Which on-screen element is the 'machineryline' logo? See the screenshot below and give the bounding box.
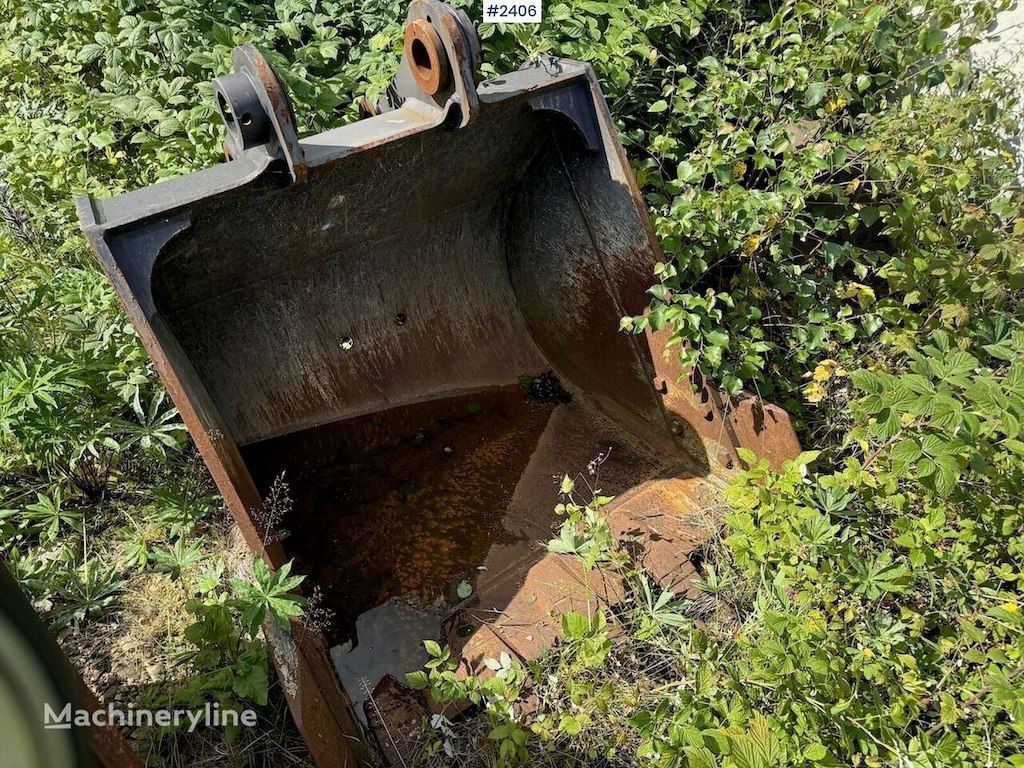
[43,702,257,733]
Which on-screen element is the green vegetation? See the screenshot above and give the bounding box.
[175,557,304,740]
[1,0,1023,765]
[0,0,398,757]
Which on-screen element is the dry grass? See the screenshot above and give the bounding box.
[56,570,194,709]
[138,683,313,768]
[56,517,314,767]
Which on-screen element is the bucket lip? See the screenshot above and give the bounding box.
[76,58,595,235]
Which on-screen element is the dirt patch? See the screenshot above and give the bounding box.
[58,571,193,703]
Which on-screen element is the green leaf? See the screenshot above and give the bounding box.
[423,639,442,657]
[231,658,269,706]
[683,746,718,768]
[559,713,585,735]
[919,26,944,52]
[748,712,782,764]
[736,447,758,466]
[730,735,767,768]
[804,82,827,107]
[706,330,729,347]
[862,5,887,26]
[210,21,235,47]
[405,670,429,690]
[561,611,589,639]
[890,439,922,466]
[804,743,829,762]
[931,455,960,496]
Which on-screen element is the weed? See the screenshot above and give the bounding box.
[152,539,206,580]
[251,473,292,545]
[52,558,125,628]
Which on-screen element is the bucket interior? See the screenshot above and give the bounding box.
[240,383,694,645]
[149,99,669,447]
[146,93,708,718]
[241,382,704,722]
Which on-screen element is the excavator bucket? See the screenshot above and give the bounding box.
[78,2,798,764]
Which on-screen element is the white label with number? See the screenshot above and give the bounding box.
[483,0,542,23]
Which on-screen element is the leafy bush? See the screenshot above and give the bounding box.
[175,557,305,740]
[618,0,1022,405]
[0,1,349,740]
[418,401,1024,766]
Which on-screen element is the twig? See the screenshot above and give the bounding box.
[925,664,1024,736]
[361,677,408,768]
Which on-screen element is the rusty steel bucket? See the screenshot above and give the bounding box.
[78,3,797,764]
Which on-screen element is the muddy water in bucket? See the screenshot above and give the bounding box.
[240,374,685,723]
[241,383,565,645]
